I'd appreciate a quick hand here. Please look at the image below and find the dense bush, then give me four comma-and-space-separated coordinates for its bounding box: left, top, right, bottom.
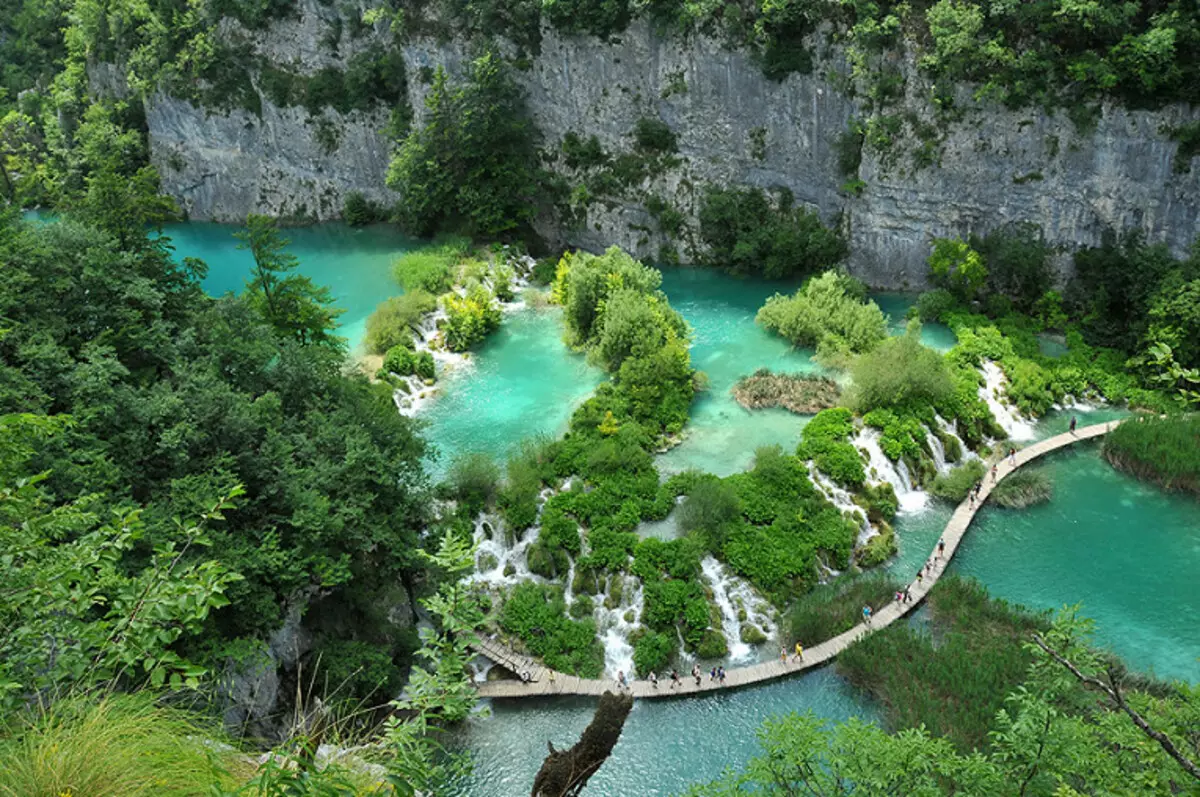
388, 54, 542, 238
343, 191, 385, 226
756, 271, 887, 362
928, 237, 987, 303
914, 289, 958, 322
446, 452, 502, 515
1103, 414, 1200, 495
310, 638, 402, 702
542, 0, 632, 37
972, 223, 1053, 312
365, 290, 436, 354
443, 283, 502, 351
698, 186, 847, 279
677, 476, 743, 550
500, 582, 605, 677
929, 459, 985, 503
797, 408, 865, 489
848, 323, 954, 412
631, 629, 675, 676
393, 247, 457, 293
633, 116, 677, 153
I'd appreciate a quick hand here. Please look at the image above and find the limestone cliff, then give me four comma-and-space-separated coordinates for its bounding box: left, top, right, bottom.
145, 7, 1200, 287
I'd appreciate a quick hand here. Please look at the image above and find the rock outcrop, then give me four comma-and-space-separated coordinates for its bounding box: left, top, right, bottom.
143, 8, 1200, 286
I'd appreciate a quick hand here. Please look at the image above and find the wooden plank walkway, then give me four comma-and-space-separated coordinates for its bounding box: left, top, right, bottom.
474, 421, 1115, 700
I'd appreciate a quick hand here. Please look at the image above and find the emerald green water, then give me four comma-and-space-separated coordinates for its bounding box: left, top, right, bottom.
136, 221, 1199, 792
163, 222, 415, 352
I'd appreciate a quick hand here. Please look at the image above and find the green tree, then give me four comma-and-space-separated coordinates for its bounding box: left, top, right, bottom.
928, 237, 987, 302
387, 53, 542, 238
848, 321, 954, 412
235, 214, 344, 346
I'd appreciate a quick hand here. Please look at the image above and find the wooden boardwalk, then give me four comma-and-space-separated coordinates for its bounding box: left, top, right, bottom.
474, 421, 1115, 700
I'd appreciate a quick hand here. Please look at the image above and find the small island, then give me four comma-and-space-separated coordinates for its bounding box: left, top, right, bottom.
731, 369, 841, 414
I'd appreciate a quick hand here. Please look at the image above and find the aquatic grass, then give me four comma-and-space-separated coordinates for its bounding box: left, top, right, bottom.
992, 469, 1053, 508
928, 460, 985, 502
836, 576, 1049, 752
1103, 414, 1200, 495
0, 693, 240, 797
731, 369, 840, 414
391, 246, 458, 293
784, 572, 902, 647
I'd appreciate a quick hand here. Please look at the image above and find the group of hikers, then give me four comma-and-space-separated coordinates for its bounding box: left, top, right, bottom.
618, 663, 733, 690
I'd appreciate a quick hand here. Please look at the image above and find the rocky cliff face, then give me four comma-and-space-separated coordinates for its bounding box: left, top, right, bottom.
145, 8, 1200, 287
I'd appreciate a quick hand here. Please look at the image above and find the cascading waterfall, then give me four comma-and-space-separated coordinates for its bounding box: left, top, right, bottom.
701, 556, 775, 663
978, 360, 1036, 441
594, 574, 642, 677
855, 428, 928, 513
807, 463, 874, 546
927, 430, 948, 474
468, 513, 539, 588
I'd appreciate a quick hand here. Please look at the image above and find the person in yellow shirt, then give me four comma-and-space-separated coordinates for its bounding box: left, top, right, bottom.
793, 641, 803, 662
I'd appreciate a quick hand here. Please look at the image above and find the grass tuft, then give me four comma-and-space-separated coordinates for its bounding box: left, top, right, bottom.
992, 469, 1053, 508
785, 572, 901, 647
1103, 414, 1200, 495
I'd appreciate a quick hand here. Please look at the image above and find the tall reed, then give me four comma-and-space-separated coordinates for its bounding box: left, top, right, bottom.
1103, 414, 1200, 495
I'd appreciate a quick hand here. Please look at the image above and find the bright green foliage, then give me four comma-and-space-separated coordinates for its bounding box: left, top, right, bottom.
0, 693, 240, 797
236, 214, 344, 346
0, 415, 240, 708
499, 582, 605, 677
698, 186, 847, 279
786, 573, 901, 647
756, 271, 887, 363
848, 322, 954, 412
595, 288, 689, 371
392, 247, 457, 294
914, 289, 958, 322
553, 246, 665, 346
497, 439, 547, 533
1145, 278, 1200, 374
1104, 414, 1200, 495
388, 54, 542, 238
928, 237, 987, 303
365, 290, 436, 355
855, 482, 898, 524
631, 629, 675, 676
642, 578, 713, 649
443, 283, 502, 351
929, 459, 985, 502
797, 408, 865, 489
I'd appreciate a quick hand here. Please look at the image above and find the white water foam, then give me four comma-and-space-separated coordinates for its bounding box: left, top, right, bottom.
978, 360, 1037, 441
856, 428, 928, 513
594, 574, 642, 677
700, 556, 774, 664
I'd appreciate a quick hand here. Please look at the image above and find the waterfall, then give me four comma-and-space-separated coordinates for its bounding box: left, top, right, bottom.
807, 462, 874, 544
467, 513, 539, 588
978, 360, 1036, 441
700, 556, 774, 664
856, 428, 928, 513
934, 414, 978, 463
594, 574, 642, 677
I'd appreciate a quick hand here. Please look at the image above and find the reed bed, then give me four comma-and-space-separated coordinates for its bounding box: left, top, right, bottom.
992, 469, 1053, 508
731, 369, 841, 414
785, 572, 902, 647
1103, 414, 1200, 495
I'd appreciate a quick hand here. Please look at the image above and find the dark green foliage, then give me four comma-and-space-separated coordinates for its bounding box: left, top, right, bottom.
929, 459, 985, 503
383, 344, 417, 375
561, 132, 610, 170
677, 477, 742, 550
797, 408, 865, 489
698, 186, 847, 279
0, 214, 431, 651
388, 54, 542, 239
500, 582, 605, 676
642, 578, 711, 649
542, 0, 631, 37
633, 117, 677, 154
856, 482, 898, 524
835, 124, 865, 177
848, 324, 954, 413
498, 439, 547, 533
1170, 121, 1200, 172
836, 576, 1049, 751
1103, 414, 1200, 495
310, 638, 403, 703
786, 573, 902, 646
446, 452, 502, 515
343, 192, 384, 226
631, 629, 674, 675
972, 223, 1053, 312
755, 0, 821, 80
914, 289, 957, 322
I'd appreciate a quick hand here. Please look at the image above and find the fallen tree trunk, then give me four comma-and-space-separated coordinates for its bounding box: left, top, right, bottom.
531, 690, 634, 797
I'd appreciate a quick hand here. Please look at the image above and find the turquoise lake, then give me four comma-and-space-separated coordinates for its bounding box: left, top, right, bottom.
156, 220, 1199, 795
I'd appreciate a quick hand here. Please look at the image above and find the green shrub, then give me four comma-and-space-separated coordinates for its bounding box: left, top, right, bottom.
342, 191, 383, 226
447, 452, 501, 515
631, 628, 674, 675
392, 247, 456, 293
699, 187, 847, 279
542, 0, 632, 37
992, 469, 1053, 508
569, 595, 594, 620
633, 117, 677, 153
311, 638, 401, 701
1103, 414, 1200, 495
856, 523, 896, 568
695, 629, 728, 659
443, 283, 502, 351
856, 482, 898, 524
364, 290, 435, 354
785, 573, 901, 646
756, 271, 887, 360
848, 323, 954, 412
972, 223, 1052, 311
929, 459, 985, 503
382, 344, 416, 375
499, 582, 605, 677
798, 408, 866, 488
414, 351, 435, 380
928, 237, 987, 303
915, 289, 958, 322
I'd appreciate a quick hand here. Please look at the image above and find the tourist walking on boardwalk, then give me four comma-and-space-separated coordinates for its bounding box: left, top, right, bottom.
902, 586, 911, 603
780, 646, 787, 664
649, 671, 658, 688
670, 669, 680, 688
991, 463, 999, 482
710, 667, 717, 682
938, 538, 946, 558
693, 664, 702, 686
718, 666, 727, 685
862, 604, 873, 624
618, 670, 627, 690
1070, 415, 1077, 434
1008, 446, 1016, 465
794, 641, 804, 661
916, 570, 923, 586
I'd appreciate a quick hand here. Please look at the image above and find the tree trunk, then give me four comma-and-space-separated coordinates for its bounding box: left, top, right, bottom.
531, 690, 634, 797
